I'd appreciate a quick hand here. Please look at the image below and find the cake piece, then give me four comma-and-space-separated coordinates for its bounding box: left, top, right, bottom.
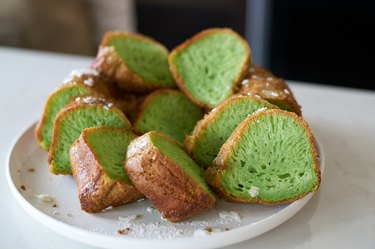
240, 65, 302, 116
168, 28, 251, 109
70, 127, 143, 213
185, 95, 277, 168
35, 69, 114, 151
207, 109, 320, 204
92, 31, 176, 92
48, 96, 132, 174
125, 132, 216, 222
133, 89, 203, 143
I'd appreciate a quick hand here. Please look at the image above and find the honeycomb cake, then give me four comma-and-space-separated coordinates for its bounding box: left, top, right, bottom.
35, 69, 114, 151
48, 96, 132, 174
169, 28, 251, 109
92, 31, 176, 92
185, 95, 277, 168
125, 132, 216, 222
207, 109, 320, 204
70, 127, 143, 213
133, 89, 203, 143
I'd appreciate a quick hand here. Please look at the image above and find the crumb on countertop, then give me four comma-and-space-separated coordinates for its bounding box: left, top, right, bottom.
117, 227, 131, 235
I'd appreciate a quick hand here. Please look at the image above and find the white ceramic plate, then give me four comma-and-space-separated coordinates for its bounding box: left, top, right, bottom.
6, 123, 324, 249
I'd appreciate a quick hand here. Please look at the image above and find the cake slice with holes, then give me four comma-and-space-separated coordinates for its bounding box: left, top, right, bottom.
168, 28, 251, 109
35, 69, 117, 151
92, 31, 176, 92
70, 127, 143, 213
133, 89, 203, 143
48, 96, 132, 175
207, 109, 320, 204
185, 95, 277, 168
125, 131, 216, 222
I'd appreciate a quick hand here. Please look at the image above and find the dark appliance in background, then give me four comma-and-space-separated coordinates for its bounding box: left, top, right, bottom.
136, 0, 375, 90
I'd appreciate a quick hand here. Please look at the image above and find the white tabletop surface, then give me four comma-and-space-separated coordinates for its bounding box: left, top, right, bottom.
0, 47, 374, 249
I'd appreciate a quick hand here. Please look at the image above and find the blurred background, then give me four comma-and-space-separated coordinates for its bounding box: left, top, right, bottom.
1, 0, 374, 90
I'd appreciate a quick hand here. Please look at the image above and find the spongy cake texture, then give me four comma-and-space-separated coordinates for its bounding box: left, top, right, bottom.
207, 109, 320, 204
84, 127, 136, 184
126, 132, 215, 221
36, 85, 91, 150
134, 90, 203, 143
49, 102, 132, 174
107, 35, 175, 87
185, 95, 277, 168
169, 28, 250, 109
70, 127, 143, 213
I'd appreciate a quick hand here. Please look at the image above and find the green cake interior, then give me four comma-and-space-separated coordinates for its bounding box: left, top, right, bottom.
107, 36, 175, 87
171, 32, 248, 107
85, 128, 136, 184
150, 133, 214, 197
221, 112, 318, 202
267, 99, 295, 113
40, 85, 91, 150
50, 106, 131, 174
191, 97, 275, 168
135, 91, 203, 143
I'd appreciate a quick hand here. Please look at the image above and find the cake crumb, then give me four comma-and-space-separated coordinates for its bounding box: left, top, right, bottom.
249, 186, 260, 197
118, 227, 131, 235
193, 227, 222, 237
146, 206, 155, 213
118, 214, 141, 222
16, 169, 21, 173
83, 78, 94, 86
219, 211, 241, 222
34, 194, 54, 203
20, 185, 26, 191
27, 168, 35, 172
52, 203, 58, 208
67, 213, 73, 217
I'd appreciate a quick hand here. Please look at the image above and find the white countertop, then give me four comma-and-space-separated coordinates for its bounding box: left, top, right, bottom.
1, 47, 374, 249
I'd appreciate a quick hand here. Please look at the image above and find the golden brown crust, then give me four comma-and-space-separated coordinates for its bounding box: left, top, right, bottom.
48, 100, 132, 175
70, 128, 143, 213
35, 71, 129, 151
168, 28, 251, 109
207, 109, 321, 205
125, 132, 216, 222
239, 65, 302, 116
184, 94, 278, 155
92, 31, 173, 93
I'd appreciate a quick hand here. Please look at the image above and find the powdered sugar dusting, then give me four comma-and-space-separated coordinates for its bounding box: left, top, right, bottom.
62, 68, 99, 85
83, 78, 94, 86
34, 194, 54, 203
219, 211, 241, 222
75, 96, 113, 110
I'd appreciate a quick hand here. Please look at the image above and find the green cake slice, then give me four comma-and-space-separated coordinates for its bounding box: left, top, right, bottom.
48, 96, 132, 174
126, 131, 215, 221
207, 109, 320, 204
92, 31, 176, 92
35, 69, 115, 151
185, 95, 277, 168
133, 89, 203, 143
70, 127, 143, 213
169, 28, 251, 109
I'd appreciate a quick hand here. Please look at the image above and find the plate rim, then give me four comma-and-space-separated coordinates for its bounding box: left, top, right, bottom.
6, 122, 324, 249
